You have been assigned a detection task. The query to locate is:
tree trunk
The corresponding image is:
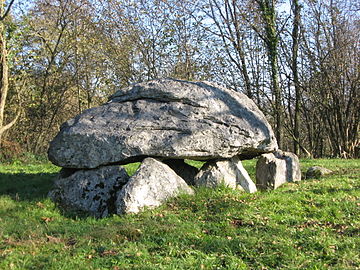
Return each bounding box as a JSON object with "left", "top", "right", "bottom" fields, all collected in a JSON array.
[
  {"left": 291, "top": 0, "right": 301, "bottom": 156},
  {"left": 269, "top": 42, "right": 282, "bottom": 149},
  {"left": 256, "top": 0, "right": 283, "bottom": 148},
  {"left": 230, "top": 0, "right": 252, "bottom": 98},
  {"left": 0, "top": 0, "right": 17, "bottom": 145},
  {"left": 0, "top": 0, "right": 9, "bottom": 144}
]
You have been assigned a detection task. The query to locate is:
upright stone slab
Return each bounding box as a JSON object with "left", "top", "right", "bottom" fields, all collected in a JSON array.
[
  {"left": 116, "top": 158, "right": 194, "bottom": 214},
  {"left": 234, "top": 157, "right": 257, "bottom": 193},
  {"left": 256, "top": 150, "right": 301, "bottom": 190},
  {"left": 274, "top": 150, "right": 301, "bottom": 182},
  {"left": 194, "top": 159, "right": 237, "bottom": 189},
  {"left": 48, "top": 78, "right": 278, "bottom": 169},
  {"left": 49, "top": 165, "right": 129, "bottom": 218},
  {"left": 194, "top": 156, "right": 257, "bottom": 193}
]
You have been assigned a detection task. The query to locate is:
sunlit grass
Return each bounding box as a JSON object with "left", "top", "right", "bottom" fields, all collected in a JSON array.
[{"left": 0, "top": 159, "right": 359, "bottom": 269}]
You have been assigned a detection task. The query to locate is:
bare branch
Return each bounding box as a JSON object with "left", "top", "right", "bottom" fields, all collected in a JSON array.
[
  {"left": 0, "top": 0, "right": 16, "bottom": 21},
  {"left": 0, "top": 108, "right": 21, "bottom": 136}
]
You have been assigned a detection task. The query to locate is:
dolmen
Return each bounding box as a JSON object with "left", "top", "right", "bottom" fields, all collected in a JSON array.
[{"left": 48, "top": 78, "right": 300, "bottom": 218}]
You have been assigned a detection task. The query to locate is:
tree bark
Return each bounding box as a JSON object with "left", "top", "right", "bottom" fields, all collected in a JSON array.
[
  {"left": 291, "top": 0, "right": 301, "bottom": 155},
  {"left": 256, "top": 0, "right": 283, "bottom": 148},
  {"left": 0, "top": 0, "right": 12, "bottom": 144},
  {"left": 0, "top": 19, "right": 8, "bottom": 143}
]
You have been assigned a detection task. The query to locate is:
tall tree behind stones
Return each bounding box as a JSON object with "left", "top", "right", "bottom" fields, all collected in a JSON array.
[
  {"left": 110, "top": 0, "right": 210, "bottom": 82},
  {"left": 291, "top": 0, "right": 301, "bottom": 156},
  {"left": 167, "top": 0, "right": 208, "bottom": 80},
  {"left": 301, "top": 0, "right": 359, "bottom": 157},
  {"left": 14, "top": 0, "right": 115, "bottom": 153},
  {"left": 23, "top": 0, "right": 82, "bottom": 153},
  {"left": 0, "top": 0, "right": 19, "bottom": 145},
  {"left": 205, "top": 0, "right": 253, "bottom": 98},
  {"left": 95, "top": 0, "right": 139, "bottom": 85},
  {"left": 278, "top": 0, "right": 312, "bottom": 156},
  {"left": 253, "top": 0, "right": 283, "bottom": 149}
]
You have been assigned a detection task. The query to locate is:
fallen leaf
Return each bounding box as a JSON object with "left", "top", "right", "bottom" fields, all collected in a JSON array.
[
  {"left": 41, "top": 217, "right": 53, "bottom": 223},
  {"left": 101, "top": 250, "right": 118, "bottom": 256},
  {"left": 36, "top": 202, "right": 45, "bottom": 208},
  {"left": 46, "top": 234, "right": 63, "bottom": 243}
]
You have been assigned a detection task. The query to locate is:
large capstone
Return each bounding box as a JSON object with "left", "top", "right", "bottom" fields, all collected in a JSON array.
[{"left": 48, "top": 78, "right": 278, "bottom": 169}]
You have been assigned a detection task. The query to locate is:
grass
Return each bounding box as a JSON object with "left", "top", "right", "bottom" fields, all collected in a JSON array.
[{"left": 0, "top": 158, "right": 359, "bottom": 269}]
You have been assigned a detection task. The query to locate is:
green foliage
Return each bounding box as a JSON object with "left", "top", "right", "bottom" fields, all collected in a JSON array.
[
  {"left": 122, "top": 162, "right": 141, "bottom": 176},
  {"left": 0, "top": 159, "right": 359, "bottom": 269}
]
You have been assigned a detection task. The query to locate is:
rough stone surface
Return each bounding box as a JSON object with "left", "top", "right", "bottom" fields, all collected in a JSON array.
[
  {"left": 48, "top": 78, "right": 278, "bottom": 169},
  {"left": 49, "top": 165, "right": 129, "bottom": 218},
  {"left": 116, "top": 158, "right": 194, "bottom": 214},
  {"left": 194, "top": 156, "right": 257, "bottom": 193},
  {"left": 256, "top": 150, "right": 301, "bottom": 190},
  {"left": 234, "top": 157, "right": 258, "bottom": 193},
  {"left": 306, "top": 166, "right": 333, "bottom": 179},
  {"left": 194, "top": 160, "right": 237, "bottom": 189},
  {"left": 274, "top": 150, "right": 301, "bottom": 182},
  {"left": 162, "top": 159, "right": 198, "bottom": 185}
]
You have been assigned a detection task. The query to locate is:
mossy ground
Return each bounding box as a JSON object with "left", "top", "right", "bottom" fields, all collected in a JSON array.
[{"left": 0, "top": 159, "right": 359, "bottom": 269}]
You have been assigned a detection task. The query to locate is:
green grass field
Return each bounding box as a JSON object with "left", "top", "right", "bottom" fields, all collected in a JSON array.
[{"left": 0, "top": 159, "right": 359, "bottom": 269}]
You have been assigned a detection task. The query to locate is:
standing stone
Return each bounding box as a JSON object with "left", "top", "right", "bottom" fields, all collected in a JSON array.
[
  {"left": 194, "top": 159, "right": 237, "bottom": 189},
  {"left": 116, "top": 158, "right": 194, "bottom": 214},
  {"left": 234, "top": 157, "right": 257, "bottom": 193},
  {"left": 48, "top": 78, "right": 278, "bottom": 169},
  {"left": 274, "top": 150, "right": 301, "bottom": 182},
  {"left": 194, "top": 156, "right": 257, "bottom": 193},
  {"left": 256, "top": 150, "right": 301, "bottom": 190},
  {"left": 49, "top": 165, "right": 129, "bottom": 218},
  {"left": 306, "top": 166, "right": 333, "bottom": 179}
]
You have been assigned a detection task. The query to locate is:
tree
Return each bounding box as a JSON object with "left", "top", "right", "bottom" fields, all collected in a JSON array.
[
  {"left": 301, "top": 0, "right": 359, "bottom": 157},
  {"left": 205, "top": 0, "right": 284, "bottom": 147},
  {"left": 253, "top": 0, "right": 283, "bottom": 148},
  {"left": 15, "top": 0, "right": 112, "bottom": 153},
  {"left": 205, "top": 0, "right": 253, "bottom": 98},
  {"left": 2, "top": 0, "right": 358, "bottom": 158},
  {"left": 106, "top": 0, "right": 209, "bottom": 82},
  {"left": 291, "top": 0, "right": 301, "bottom": 156},
  {"left": 0, "top": 0, "right": 19, "bottom": 145}
]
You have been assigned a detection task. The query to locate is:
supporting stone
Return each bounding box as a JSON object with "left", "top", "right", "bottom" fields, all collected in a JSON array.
[
  {"left": 194, "top": 156, "right": 257, "bottom": 193},
  {"left": 256, "top": 150, "right": 301, "bottom": 190},
  {"left": 116, "top": 158, "right": 194, "bottom": 214},
  {"left": 49, "top": 165, "right": 129, "bottom": 218}
]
